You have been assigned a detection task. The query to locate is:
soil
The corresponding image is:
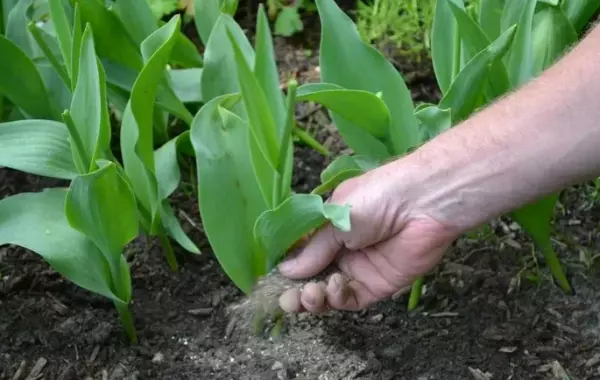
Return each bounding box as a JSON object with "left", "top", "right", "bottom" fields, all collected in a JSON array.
[{"left": 2, "top": 7, "right": 600, "bottom": 380}]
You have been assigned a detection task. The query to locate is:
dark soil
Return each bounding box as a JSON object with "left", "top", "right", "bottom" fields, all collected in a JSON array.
[{"left": 2, "top": 8, "right": 600, "bottom": 380}]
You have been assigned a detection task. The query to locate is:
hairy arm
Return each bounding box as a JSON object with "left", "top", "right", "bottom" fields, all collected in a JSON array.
[{"left": 395, "top": 23, "right": 600, "bottom": 232}]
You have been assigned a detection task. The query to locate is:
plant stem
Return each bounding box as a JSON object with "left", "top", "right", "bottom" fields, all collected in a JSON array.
[
  {"left": 273, "top": 79, "right": 298, "bottom": 206},
  {"left": 292, "top": 126, "right": 330, "bottom": 156},
  {"left": 62, "top": 110, "right": 91, "bottom": 173},
  {"left": 159, "top": 231, "right": 178, "bottom": 271},
  {"left": 407, "top": 277, "right": 424, "bottom": 311},
  {"left": 114, "top": 301, "right": 138, "bottom": 344},
  {"left": 540, "top": 243, "right": 572, "bottom": 294}
]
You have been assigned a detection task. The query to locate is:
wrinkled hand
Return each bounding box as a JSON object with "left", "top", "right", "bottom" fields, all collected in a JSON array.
[{"left": 277, "top": 162, "right": 461, "bottom": 313}]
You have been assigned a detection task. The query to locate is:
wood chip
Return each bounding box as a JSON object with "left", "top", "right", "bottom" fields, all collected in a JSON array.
[
  {"left": 24, "top": 358, "right": 46, "bottom": 380},
  {"left": 468, "top": 367, "right": 493, "bottom": 380},
  {"left": 88, "top": 345, "right": 100, "bottom": 363},
  {"left": 499, "top": 346, "right": 518, "bottom": 353},
  {"left": 188, "top": 308, "right": 213, "bottom": 316},
  {"left": 11, "top": 360, "right": 27, "bottom": 380},
  {"left": 428, "top": 312, "right": 459, "bottom": 318},
  {"left": 585, "top": 353, "right": 600, "bottom": 368}
]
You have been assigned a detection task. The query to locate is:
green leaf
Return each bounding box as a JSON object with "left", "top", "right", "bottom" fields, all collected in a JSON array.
[
  {"left": 65, "top": 161, "right": 139, "bottom": 266},
  {"left": 0, "top": 119, "right": 76, "bottom": 179},
  {"left": 5, "top": 0, "right": 34, "bottom": 57},
  {"left": 48, "top": 0, "right": 73, "bottom": 77},
  {"left": 0, "top": 188, "right": 130, "bottom": 304},
  {"left": 415, "top": 104, "right": 452, "bottom": 140},
  {"left": 103, "top": 60, "right": 193, "bottom": 125},
  {"left": 170, "top": 31, "right": 204, "bottom": 68},
  {"left": 200, "top": 14, "right": 255, "bottom": 106},
  {"left": 194, "top": 0, "right": 222, "bottom": 46},
  {"left": 74, "top": 0, "right": 142, "bottom": 70},
  {"left": 511, "top": 193, "right": 571, "bottom": 293},
  {"left": 531, "top": 3, "right": 578, "bottom": 76},
  {"left": 255, "top": 4, "right": 286, "bottom": 136},
  {"left": 191, "top": 94, "right": 269, "bottom": 294},
  {"left": 120, "top": 15, "right": 180, "bottom": 229},
  {"left": 479, "top": 0, "right": 506, "bottom": 40},
  {"left": 111, "top": 0, "right": 157, "bottom": 45},
  {"left": 0, "top": 34, "right": 54, "bottom": 119},
  {"left": 254, "top": 194, "right": 351, "bottom": 268},
  {"left": 315, "top": 0, "right": 418, "bottom": 156},
  {"left": 227, "top": 28, "right": 280, "bottom": 168},
  {"left": 562, "top": 0, "right": 600, "bottom": 32},
  {"left": 431, "top": 0, "right": 463, "bottom": 94},
  {"left": 71, "top": 2, "right": 83, "bottom": 87},
  {"left": 446, "top": 0, "right": 511, "bottom": 100},
  {"left": 311, "top": 154, "right": 379, "bottom": 195},
  {"left": 438, "top": 25, "right": 517, "bottom": 122},
  {"left": 296, "top": 83, "right": 391, "bottom": 140},
  {"left": 68, "top": 24, "right": 111, "bottom": 174},
  {"left": 274, "top": 6, "right": 303, "bottom": 37},
  {"left": 502, "top": 0, "right": 538, "bottom": 87},
  {"left": 169, "top": 68, "right": 203, "bottom": 103}
]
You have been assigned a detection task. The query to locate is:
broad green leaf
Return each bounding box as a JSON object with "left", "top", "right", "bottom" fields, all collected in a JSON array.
[
  {"left": 194, "top": 0, "right": 221, "bottom": 45},
  {"left": 431, "top": 0, "right": 464, "bottom": 94},
  {"left": 103, "top": 60, "right": 193, "bottom": 125},
  {"left": 255, "top": 4, "right": 286, "bottom": 135},
  {"left": 120, "top": 15, "right": 180, "bottom": 228},
  {"left": 68, "top": 24, "right": 111, "bottom": 174},
  {"left": 296, "top": 83, "right": 391, "bottom": 139},
  {"left": 191, "top": 94, "right": 269, "bottom": 294},
  {"left": 311, "top": 154, "right": 379, "bottom": 195},
  {"left": 511, "top": 193, "right": 571, "bottom": 293},
  {"left": 48, "top": 0, "right": 73, "bottom": 77},
  {"left": 74, "top": 0, "right": 142, "bottom": 70},
  {"left": 169, "top": 68, "right": 203, "bottom": 103},
  {"left": 200, "top": 14, "right": 254, "bottom": 107},
  {"left": 503, "top": 0, "right": 538, "bottom": 87},
  {"left": 446, "top": 0, "right": 511, "bottom": 100},
  {"left": 111, "top": 0, "right": 157, "bottom": 45},
  {"left": 439, "top": 25, "right": 517, "bottom": 122},
  {"left": 254, "top": 194, "right": 351, "bottom": 267},
  {"left": 315, "top": 0, "right": 417, "bottom": 156},
  {"left": 479, "top": 0, "right": 506, "bottom": 40},
  {"left": 227, "top": 28, "right": 280, "bottom": 168},
  {"left": 65, "top": 161, "right": 138, "bottom": 265},
  {"left": 154, "top": 132, "right": 201, "bottom": 254},
  {"left": 0, "top": 119, "right": 77, "bottom": 179},
  {"left": 415, "top": 104, "right": 452, "bottom": 140},
  {"left": 170, "top": 31, "right": 204, "bottom": 68},
  {"left": 0, "top": 34, "right": 54, "bottom": 119},
  {"left": 28, "top": 21, "right": 71, "bottom": 88},
  {"left": 5, "top": 0, "right": 34, "bottom": 57},
  {"left": 0, "top": 189, "right": 130, "bottom": 304},
  {"left": 562, "top": 0, "right": 600, "bottom": 32},
  {"left": 531, "top": 3, "right": 578, "bottom": 76}
]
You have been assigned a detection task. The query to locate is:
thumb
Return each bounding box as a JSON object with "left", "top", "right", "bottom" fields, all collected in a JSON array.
[{"left": 277, "top": 223, "right": 342, "bottom": 279}]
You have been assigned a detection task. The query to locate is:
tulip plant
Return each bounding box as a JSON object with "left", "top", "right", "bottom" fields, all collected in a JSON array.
[{"left": 1, "top": 0, "right": 599, "bottom": 342}]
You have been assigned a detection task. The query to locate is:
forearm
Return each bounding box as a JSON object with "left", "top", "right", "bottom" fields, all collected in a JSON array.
[{"left": 402, "top": 24, "right": 600, "bottom": 231}]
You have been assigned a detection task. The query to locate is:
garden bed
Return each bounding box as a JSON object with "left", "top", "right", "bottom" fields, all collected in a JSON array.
[{"left": 1, "top": 6, "right": 600, "bottom": 380}]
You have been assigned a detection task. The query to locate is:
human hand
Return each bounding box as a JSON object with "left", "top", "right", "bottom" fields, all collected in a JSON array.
[{"left": 277, "top": 160, "right": 462, "bottom": 313}]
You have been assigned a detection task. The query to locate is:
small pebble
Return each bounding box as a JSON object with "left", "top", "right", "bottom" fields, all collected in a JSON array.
[
  {"left": 152, "top": 353, "right": 164, "bottom": 364},
  {"left": 370, "top": 314, "right": 383, "bottom": 323}
]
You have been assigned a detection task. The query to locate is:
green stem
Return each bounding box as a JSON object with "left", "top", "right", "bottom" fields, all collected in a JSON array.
[
  {"left": 540, "top": 243, "right": 572, "bottom": 294},
  {"left": 273, "top": 79, "right": 298, "bottom": 206},
  {"left": 451, "top": 20, "right": 461, "bottom": 81},
  {"left": 292, "top": 126, "right": 330, "bottom": 157},
  {"left": 407, "top": 277, "right": 424, "bottom": 311},
  {"left": 114, "top": 301, "right": 138, "bottom": 344},
  {"left": 27, "top": 22, "right": 71, "bottom": 88},
  {"left": 159, "top": 231, "right": 178, "bottom": 271}
]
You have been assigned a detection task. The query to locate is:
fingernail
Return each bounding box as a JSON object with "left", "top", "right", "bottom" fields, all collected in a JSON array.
[
  {"left": 277, "top": 258, "right": 296, "bottom": 274},
  {"left": 303, "top": 293, "right": 315, "bottom": 306}
]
